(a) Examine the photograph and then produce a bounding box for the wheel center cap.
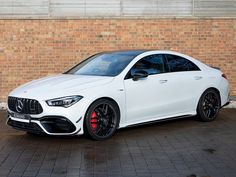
[101,118,108,127]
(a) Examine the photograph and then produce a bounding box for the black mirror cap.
[132,70,149,81]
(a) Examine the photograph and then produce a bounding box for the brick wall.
[0,19,235,102]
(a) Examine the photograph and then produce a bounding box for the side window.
[165,54,200,72]
[126,54,166,79]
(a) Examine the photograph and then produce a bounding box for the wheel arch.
[198,87,221,107]
[82,96,121,140]
[84,96,121,126]
[196,87,222,121]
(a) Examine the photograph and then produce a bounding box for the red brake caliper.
[91,111,97,131]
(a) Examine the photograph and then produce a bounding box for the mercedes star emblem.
[16,99,24,113]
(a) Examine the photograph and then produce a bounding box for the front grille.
[8,96,43,114]
[7,119,45,134]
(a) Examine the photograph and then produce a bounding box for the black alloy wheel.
[197,89,221,122]
[84,99,120,140]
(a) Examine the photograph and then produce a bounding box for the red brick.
[0,19,235,102]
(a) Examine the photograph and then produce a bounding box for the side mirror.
[132,70,148,81]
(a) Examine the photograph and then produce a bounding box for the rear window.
[165,54,200,72]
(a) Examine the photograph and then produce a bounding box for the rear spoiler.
[211,66,227,79]
[211,66,221,70]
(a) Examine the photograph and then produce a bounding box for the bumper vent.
[7,119,44,134]
[8,96,43,115]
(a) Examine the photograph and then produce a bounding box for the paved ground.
[0,109,236,177]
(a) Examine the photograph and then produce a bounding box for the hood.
[9,74,114,100]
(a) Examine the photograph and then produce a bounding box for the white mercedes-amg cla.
[7,50,230,140]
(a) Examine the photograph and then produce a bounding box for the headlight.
[46,95,83,108]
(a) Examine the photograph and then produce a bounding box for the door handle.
[194,76,203,80]
[159,79,168,84]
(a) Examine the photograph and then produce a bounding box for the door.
[124,54,171,124]
[163,54,205,114]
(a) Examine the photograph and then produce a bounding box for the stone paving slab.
[0,109,236,177]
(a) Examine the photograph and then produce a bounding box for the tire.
[197,89,221,122]
[84,99,120,140]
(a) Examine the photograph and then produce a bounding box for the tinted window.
[126,54,165,79]
[165,54,200,72]
[65,51,142,76]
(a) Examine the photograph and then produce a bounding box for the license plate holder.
[13,113,29,120]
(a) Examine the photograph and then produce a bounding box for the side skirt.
[221,101,230,108]
[122,114,195,128]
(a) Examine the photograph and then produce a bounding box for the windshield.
[65,52,141,76]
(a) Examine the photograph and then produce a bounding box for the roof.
[103,50,149,56]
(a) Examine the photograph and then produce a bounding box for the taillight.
[222,73,227,79]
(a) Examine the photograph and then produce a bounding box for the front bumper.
[7,111,81,135]
[6,94,94,136]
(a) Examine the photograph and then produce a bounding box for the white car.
[7,50,230,140]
